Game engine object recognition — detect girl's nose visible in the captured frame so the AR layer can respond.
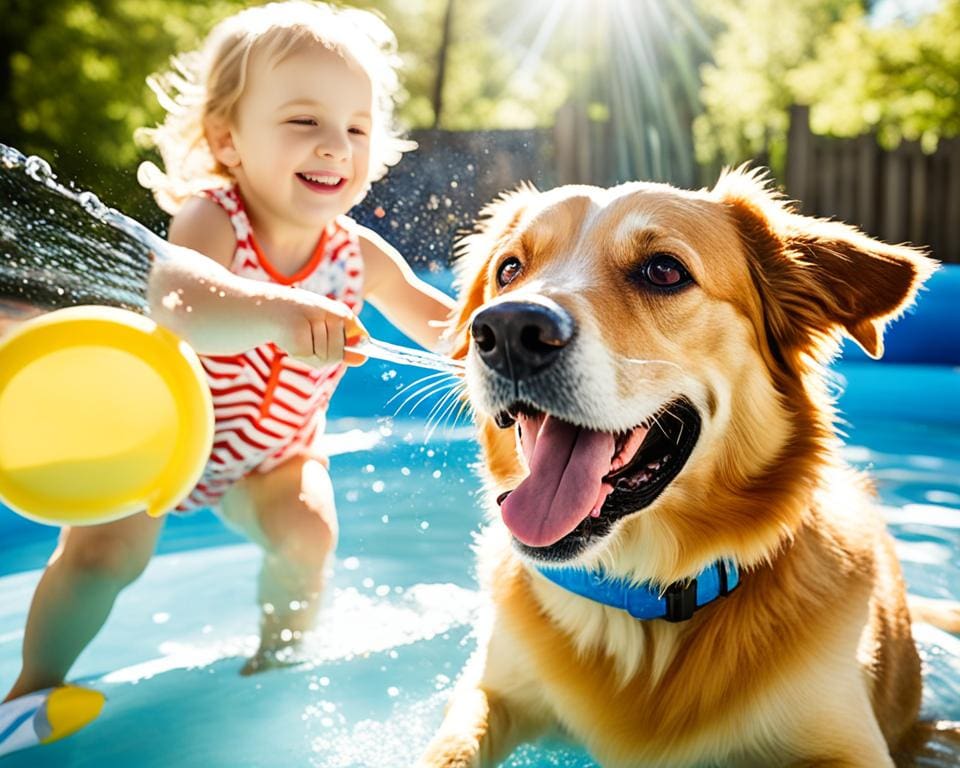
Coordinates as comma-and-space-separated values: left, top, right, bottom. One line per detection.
315, 130, 350, 162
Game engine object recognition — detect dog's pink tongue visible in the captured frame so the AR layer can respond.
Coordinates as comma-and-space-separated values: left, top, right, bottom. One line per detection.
501, 416, 615, 547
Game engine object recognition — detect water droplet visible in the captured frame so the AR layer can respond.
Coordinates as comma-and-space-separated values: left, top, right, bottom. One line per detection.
24, 155, 54, 183
1, 148, 21, 169
78, 190, 108, 220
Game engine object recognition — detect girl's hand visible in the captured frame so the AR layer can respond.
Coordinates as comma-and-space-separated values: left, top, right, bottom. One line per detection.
296, 296, 368, 368
148, 246, 369, 366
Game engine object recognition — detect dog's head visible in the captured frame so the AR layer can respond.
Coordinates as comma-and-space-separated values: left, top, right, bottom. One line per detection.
452, 169, 936, 581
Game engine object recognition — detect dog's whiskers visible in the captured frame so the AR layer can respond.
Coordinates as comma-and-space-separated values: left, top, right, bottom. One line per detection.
403, 379, 459, 416
648, 410, 668, 442
661, 405, 686, 444
424, 382, 464, 436
390, 375, 460, 418
620, 357, 685, 375
386, 370, 458, 407
425, 382, 470, 442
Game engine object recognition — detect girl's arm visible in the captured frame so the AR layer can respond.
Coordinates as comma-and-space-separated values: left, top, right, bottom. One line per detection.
149, 198, 365, 365
358, 226, 456, 352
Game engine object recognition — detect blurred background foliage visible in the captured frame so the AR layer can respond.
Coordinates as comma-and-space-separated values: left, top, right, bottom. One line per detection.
696, 0, 959, 171
0, 0, 955, 227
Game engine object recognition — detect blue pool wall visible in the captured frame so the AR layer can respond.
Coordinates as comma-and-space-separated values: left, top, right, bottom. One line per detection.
837, 264, 959, 427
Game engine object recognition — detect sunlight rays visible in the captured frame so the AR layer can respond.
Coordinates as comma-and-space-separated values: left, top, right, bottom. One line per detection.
491, 0, 710, 187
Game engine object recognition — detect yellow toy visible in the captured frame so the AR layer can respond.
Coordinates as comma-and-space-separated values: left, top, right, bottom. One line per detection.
0, 305, 213, 526
0, 685, 106, 757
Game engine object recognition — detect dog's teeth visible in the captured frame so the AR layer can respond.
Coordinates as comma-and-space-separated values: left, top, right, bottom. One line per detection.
616, 471, 653, 490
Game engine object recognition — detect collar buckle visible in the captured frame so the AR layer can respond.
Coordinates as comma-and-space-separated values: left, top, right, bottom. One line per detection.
664, 578, 699, 622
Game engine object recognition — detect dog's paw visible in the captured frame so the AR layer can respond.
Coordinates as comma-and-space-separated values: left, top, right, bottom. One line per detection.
416, 736, 482, 768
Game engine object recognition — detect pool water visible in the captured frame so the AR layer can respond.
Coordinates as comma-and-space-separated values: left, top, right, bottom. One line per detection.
1, 360, 959, 767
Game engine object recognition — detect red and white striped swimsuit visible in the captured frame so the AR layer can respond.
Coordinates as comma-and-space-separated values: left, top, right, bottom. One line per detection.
177, 186, 363, 512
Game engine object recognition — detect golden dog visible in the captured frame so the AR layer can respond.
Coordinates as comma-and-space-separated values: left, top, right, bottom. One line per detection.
419, 169, 958, 767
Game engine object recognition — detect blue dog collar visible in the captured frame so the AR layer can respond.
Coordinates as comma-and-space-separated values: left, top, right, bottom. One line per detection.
536, 559, 740, 622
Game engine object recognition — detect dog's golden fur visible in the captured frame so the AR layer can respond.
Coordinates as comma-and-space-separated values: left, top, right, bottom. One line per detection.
418, 170, 956, 767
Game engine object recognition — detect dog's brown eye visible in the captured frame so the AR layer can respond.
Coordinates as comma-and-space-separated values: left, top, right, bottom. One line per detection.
497, 257, 523, 288
641, 254, 691, 289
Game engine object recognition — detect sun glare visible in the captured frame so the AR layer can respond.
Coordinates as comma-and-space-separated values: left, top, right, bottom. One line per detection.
496, 0, 710, 187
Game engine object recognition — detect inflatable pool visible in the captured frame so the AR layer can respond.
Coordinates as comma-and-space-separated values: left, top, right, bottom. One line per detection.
0, 267, 958, 767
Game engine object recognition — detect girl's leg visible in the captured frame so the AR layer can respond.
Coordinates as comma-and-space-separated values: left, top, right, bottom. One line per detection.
3, 512, 164, 702
220, 455, 337, 674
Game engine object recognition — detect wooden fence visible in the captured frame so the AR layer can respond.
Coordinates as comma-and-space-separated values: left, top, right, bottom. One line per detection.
785, 105, 960, 264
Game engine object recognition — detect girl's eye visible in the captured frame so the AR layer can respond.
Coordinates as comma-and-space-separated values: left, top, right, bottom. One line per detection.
496, 257, 523, 288
288, 119, 317, 126
637, 254, 692, 290
348, 127, 368, 136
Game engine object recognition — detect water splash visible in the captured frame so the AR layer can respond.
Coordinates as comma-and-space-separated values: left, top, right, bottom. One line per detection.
0, 143, 169, 315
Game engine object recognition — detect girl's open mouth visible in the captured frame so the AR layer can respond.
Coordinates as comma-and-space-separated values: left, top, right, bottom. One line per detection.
296, 172, 347, 193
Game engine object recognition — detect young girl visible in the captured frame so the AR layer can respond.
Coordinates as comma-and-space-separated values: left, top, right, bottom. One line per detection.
3, 0, 455, 705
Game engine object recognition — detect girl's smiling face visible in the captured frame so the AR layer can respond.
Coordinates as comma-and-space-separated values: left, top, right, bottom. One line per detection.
211, 42, 374, 232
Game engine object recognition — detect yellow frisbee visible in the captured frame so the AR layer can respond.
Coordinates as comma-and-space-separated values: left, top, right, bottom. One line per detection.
0, 306, 213, 526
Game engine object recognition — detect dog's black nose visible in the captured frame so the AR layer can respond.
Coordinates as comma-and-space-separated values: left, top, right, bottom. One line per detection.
470, 298, 574, 380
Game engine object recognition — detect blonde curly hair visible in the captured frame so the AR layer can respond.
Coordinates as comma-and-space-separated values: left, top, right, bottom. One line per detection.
136, 1, 414, 214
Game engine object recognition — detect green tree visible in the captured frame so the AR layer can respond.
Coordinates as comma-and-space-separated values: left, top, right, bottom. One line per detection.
789, 0, 960, 152
1, 0, 559, 223
361, 0, 571, 131
693, 0, 867, 175
2, 0, 252, 225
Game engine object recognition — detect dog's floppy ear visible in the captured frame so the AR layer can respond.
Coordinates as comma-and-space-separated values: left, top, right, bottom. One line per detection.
716, 168, 937, 366
448, 185, 537, 360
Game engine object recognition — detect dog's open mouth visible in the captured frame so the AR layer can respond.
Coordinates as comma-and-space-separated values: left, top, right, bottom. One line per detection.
494, 398, 701, 561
